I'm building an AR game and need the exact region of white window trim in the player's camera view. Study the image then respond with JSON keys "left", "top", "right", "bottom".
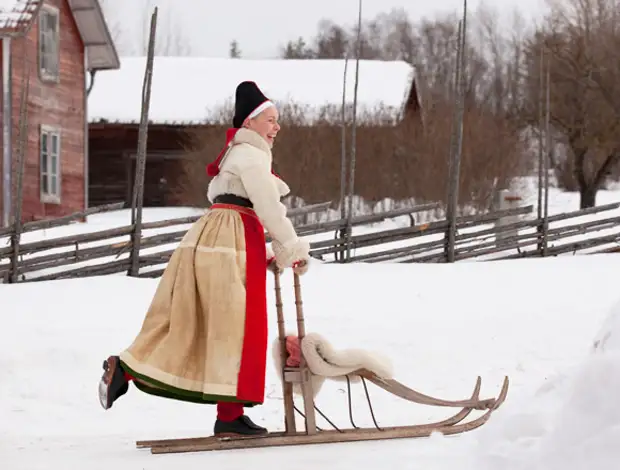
{"left": 38, "top": 4, "right": 60, "bottom": 83}
{"left": 40, "top": 125, "right": 61, "bottom": 204}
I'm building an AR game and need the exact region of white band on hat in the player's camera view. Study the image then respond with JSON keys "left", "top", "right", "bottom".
{"left": 248, "top": 100, "right": 275, "bottom": 119}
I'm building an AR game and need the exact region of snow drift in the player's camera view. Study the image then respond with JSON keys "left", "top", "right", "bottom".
{"left": 470, "top": 297, "right": 620, "bottom": 470}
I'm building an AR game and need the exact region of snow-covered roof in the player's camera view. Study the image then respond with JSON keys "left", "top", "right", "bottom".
{"left": 0, "top": 0, "right": 38, "bottom": 32}
{"left": 88, "top": 56, "right": 418, "bottom": 126}
{"left": 0, "top": 0, "right": 118, "bottom": 70}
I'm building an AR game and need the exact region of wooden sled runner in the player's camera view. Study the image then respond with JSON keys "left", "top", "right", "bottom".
{"left": 136, "top": 270, "right": 509, "bottom": 454}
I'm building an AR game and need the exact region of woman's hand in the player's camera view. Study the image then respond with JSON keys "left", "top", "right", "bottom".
{"left": 292, "top": 259, "right": 308, "bottom": 275}
{"left": 267, "top": 257, "right": 280, "bottom": 273}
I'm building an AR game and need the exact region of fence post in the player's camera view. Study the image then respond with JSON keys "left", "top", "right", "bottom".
{"left": 445, "top": 8, "right": 467, "bottom": 263}
{"left": 493, "top": 189, "right": 522, "bottom": 249}
{"left": 344, "top": 0, "right": 363, "bottom": 262}
{"left": 128, "top": 8, "right": 157, "bottom": 277}
{"left": 9, "top": 64, "right": 30, "bottom": 283}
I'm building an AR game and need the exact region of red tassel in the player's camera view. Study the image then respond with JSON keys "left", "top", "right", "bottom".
{"left": 206, "top": 128, "right": 239, "bottom": 177}
{"left": 205, "top": 127, "right": 282, "bottom": 179}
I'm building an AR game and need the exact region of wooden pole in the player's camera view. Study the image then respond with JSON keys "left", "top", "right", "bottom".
{"left": 9, "top": 64, "right": 29, "bottom": 283}
{"left": 129, "top": 7, "right": 157, "bottom": 276}
{"left": 337, "top": 55, "right": 349, "bottom": 263}
{"left": 293, "top": 272, "right": 317, "bottom": 434}
{"left": 445, "top": 0, "right": 467, "bottom": 263}
{"left": 536, "top": 43, "right": 544, "bottom": 253}
{"left": 273, "top": 269, "right": 296, "bottom": 434}
{"left": 542, "top": 54, "right": 551, "bottom": 255}
{"left": 345, "top": 0, "right": 362, "bottom": 262}
{"left": 445, "top": 20, "right": 461, "bottom": 262}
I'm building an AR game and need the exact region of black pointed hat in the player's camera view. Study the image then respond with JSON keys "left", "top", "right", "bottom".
{"left": 233, "top": 81, "right": 273, "bottom": 128}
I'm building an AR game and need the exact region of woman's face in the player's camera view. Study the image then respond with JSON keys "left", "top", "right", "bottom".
{"left": 245, "top": 106, "right": 280, "bottom": 147}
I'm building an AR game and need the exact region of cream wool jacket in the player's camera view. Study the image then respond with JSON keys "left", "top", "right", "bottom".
{"left": 206, "top": 128, "right": 310, "bottom": 268}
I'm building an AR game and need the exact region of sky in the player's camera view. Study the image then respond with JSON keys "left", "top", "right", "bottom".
{"left": 104, "top": 0, "right": 550, "bottom": 58}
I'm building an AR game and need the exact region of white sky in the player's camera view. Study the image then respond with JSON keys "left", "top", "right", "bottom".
{"left": 111, "top": 0, "right": 550, "bottom": 58}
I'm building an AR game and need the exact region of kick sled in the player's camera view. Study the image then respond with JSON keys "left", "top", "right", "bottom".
{"left": 136, "top": 270, "right": 509, "bottom": 454}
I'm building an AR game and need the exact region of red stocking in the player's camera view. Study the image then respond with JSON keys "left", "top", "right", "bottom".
{"left": 217, "top": 402, "right": 244, "bottom": 422}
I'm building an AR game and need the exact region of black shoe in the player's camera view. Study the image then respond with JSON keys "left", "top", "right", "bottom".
{"left": 98, "top": 355, "right": 129, "bottom": 410}
{"left": 214, "top": 415, "right": 268, "bottom": 437}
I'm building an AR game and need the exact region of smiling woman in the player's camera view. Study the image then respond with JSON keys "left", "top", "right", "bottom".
{"left": 97, "top": 81, "right": 311, "bottom": 438}
{"left": 246, "top": 104, "right": 280, "bottom": 147}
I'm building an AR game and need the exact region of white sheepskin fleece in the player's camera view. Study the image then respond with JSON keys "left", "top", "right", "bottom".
{"left": 271, "top": 331, "right": 394, "bottom": 397}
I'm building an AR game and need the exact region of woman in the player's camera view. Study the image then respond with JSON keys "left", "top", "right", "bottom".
{"left": 97, "top": 81, "right": 310, "bottom": 437}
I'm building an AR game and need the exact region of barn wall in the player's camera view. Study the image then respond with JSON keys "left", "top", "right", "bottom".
{"left": 87, "top": 120, "right": 425, "bottom": 210}
{"left": 88, "top": 125, "right": 192, "bottom": 208}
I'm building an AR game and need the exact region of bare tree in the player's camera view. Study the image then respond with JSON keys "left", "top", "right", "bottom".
{"left": 520, "top": 0, "right": 620, "bottom": 207}
{"left": 467, "top": 4, "right": 528, "bottom": 116}
{"left": 357, "top": 8, "right": 416, "bottom": 60}
{"left": 410, "top": 14, "right": 462, "bottom": 101}
{"left": 268, "top": 6, "right": 531, "bottom": 209}
{"left": 313, "top": 19, "right": 349, "bottom": 58}
{"left": 280, "top": 37, "right": 315, "bottom": 58}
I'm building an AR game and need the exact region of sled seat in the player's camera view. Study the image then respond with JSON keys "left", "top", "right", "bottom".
{"left": 283, "top": 366, "right": 311, "bottom": 384}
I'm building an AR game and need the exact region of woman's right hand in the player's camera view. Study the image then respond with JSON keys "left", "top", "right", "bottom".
{"left": 267, "top": 257, "right": 281, "bottom": 273}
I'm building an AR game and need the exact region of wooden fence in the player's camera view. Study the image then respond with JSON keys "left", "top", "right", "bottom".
{"left": 311, "top": 201, "right": 620, "bottom": 264}
{"left": 0, "top": 200, "right": 332, "bottom": 283}
{"left": 1, "top": 198, "right": 619, "bottom": 284}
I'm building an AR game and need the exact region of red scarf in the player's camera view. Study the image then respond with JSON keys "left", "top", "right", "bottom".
{"left": 206, "top": 128, "right": 280, "bottom": 179}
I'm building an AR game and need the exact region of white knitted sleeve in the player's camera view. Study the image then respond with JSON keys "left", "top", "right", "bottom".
{"left": 238, "top": 161, "right": 309, "bottom": 267}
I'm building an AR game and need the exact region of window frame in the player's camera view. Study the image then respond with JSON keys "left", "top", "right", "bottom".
{"left": 40, "top": 125, "right": 61, "bottom": 204}
{"left": 38, "top": 4, "right": 60, "bottom": 83}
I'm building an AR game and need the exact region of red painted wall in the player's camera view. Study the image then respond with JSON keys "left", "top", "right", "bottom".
{"left": 7, "top": 0, "right": 85, "bottom": 223}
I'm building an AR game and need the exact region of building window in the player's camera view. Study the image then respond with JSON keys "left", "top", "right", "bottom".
{"left": 39, "top": 5, "right": 59, "bottom": 81}
{"left": 40, "top": 126, "right": 61, "bottom": 203}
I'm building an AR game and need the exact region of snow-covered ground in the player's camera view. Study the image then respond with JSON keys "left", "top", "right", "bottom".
{"left": 2, "top": 180, "right": 620, "bottom": 469}
{"left": 2, "top": 253, "right": 620, "bottom": 469}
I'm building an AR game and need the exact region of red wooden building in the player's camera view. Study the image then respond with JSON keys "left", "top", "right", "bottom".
{"left": 0, "top": 0, "right": 119, "bottom": 227}
{"left": 87, "top": 56, "right": 421, "bottom": 208}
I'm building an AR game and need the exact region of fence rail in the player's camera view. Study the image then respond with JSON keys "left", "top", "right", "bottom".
{"left": 2, "top": 197, "right": 619, "bottom": 284}
{"left": 0, "top": 200, "right": 338, "bottom": 283}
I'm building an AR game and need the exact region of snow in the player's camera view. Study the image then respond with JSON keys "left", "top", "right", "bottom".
{"left": 87, "top": 56, "right": 416, "bottom": 125}
{"left": 0, "top": 0, "right": 38, "bottom": 30}
{"left": 469, "top": 297, "right": 620, "bottom": 470}
{"left": 2, "top": 254, "right": 620, "bottom": 469}
{"left": 3, "top": 181, "right": 620, "bottom": 469}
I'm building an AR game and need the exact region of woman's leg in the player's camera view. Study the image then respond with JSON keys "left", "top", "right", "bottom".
{"left": 213, "top": 401, "right": 267, "bottom": 436}
{"left": 216, "top": 402, "right": 244, "bottom": 421}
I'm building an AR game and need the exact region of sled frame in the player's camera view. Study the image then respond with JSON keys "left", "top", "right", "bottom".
{"left": 136, "top": 270, "right": 509, "bottom": 454}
